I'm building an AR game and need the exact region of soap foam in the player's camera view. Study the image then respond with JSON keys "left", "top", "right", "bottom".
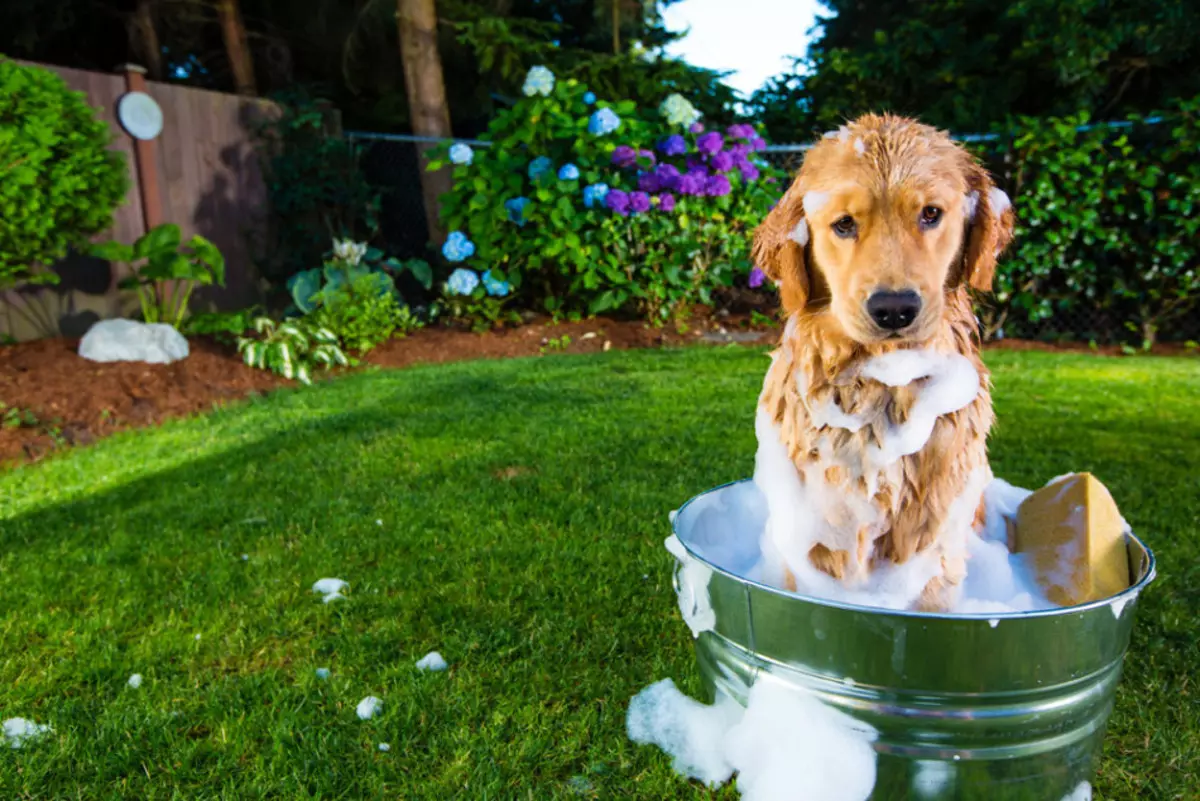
{"left": 627, "top": 678, "right": 877, "bottom": 801}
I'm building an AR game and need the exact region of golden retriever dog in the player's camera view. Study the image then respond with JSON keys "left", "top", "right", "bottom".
{"left": 751, "top": 114, "right": 1015, "bottom": 611}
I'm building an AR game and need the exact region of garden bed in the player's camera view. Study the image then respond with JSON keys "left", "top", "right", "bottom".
{"left": 0, "top": 315, "right": 773, "bottom": 465}
{"left": 2, "top": 315, "right": 1192, "bottom": 467}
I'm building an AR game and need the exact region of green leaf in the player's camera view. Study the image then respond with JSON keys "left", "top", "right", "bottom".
{"left": 286, "top": 269, "right": 324, "bottom": 314}
{"left": 92, "top": 241, "right": 134, "bottom": 263}
{"left": 135, "top": 223, "right": 182, "bottom": 259}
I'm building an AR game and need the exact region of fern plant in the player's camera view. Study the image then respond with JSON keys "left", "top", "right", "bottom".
{"left": 236, "top": 317, "right": 348, "bottom": 385}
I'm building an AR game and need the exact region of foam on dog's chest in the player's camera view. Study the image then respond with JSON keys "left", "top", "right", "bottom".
{"left": 758, "top": 348, "right": 988, "bottom": 610}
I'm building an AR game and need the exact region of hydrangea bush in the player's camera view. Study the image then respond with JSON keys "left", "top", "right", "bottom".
{"left": 429, "top": 67, "right": 784, "bottom": 324}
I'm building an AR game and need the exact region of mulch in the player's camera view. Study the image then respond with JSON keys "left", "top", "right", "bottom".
{"left": 1, "top": 316, "right": 1191, "bottom": 468}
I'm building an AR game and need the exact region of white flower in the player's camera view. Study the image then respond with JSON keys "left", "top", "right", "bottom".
{"left": 332, "top": 239, "right": 368, "bottom": 266}
{"left": 659, "top": 94, "right": 700, "bottom": 128}
{"left": 522, "top": 66, "right": 555, "bottom": 97}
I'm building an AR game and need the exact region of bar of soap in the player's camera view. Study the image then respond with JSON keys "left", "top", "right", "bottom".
{"left": 1014, "top": 473, "right": 1131, "bottom": 606}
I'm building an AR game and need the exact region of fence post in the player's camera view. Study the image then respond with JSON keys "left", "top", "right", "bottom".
{"left": 117, "top": 63, "right": 163, "bottom": 234}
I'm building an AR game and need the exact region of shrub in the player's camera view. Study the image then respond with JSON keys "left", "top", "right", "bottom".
{"left": 0, "top": 57, "right": 128, "bottom": 291}
{"left": 182, "top": 307, "right": 261, "bottom": 343}
{"left": 236, "top": 317, "right": 349, "bottom": 385}
{"left": 93, "top": 224, "right": 225, "bottom": 328}
{"left": 286, "top": 238, "right": 428, "bottom": 352}
{"left": 431, "top": 68, "right": 785, "bottom": 325}
{"left": 977, "top": 98, "right": 1200, "bottom": 345}
{"left": 253, "top": 89, "right": 381, "bottom": 287}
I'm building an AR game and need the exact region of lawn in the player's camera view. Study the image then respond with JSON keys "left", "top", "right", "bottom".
{"left": 0, "top": 348, "right": 1197, "bottom": 799}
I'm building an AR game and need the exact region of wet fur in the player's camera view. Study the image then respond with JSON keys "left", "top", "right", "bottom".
{"left": 753, "top": 114, "right": 1014, "bottom": 611}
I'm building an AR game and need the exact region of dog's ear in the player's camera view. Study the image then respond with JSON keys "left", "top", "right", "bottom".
{"left": 960, "top": 164, "right": 1015, "bottom": 293}
{"left": 752, "top": 178, "right": 811, "bottom": 313}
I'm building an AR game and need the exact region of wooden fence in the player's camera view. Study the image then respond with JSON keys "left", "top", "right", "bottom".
{"left": 1, "top": 61, "right": 277, "bottom": 342}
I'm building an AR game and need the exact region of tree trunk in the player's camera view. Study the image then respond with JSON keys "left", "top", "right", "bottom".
{"left": 611, "top": 0, "right": 620, "bottom": 54}
{"left": 396, "top": 0, "right": 453, "bottom": 246}
{"left": 130, "top": 0, "right": 163, "bottom": 80}
{"left": 217, "top": 0, "right": 257, "bottom": 95}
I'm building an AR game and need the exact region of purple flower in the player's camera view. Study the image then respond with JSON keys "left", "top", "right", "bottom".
{"left": 729, "top": 142, "right": 751, "bottom": 162}
{"left": 611, "top": 146, "right": 637, "bottom": 169}
{"left": 629, "top": 191, "right": 652, "bottom": 213}
{"left": 689, "top": 122, "right": 705, "bottom": 134}
{"left": 696, "top": 132, "right": 724, "bottom": 155}
{"left": 657, "top": 193, "right": 676, "bottom": 212}
{"left": 726, "top": 123, "right": 756, "bottom": 141}
{"left": 659, "top": 134, "right": 688, "bottom": 156}
{"left": 748, "top": 267, "right": 766, "bottom": 288}
{"left": 749, "top": 135, "right": 767, "bottom": 152}
{"left": 637, "top": 171, "right": 661, "bottom": 193}
{"left": 704, "top": 174, "right": 732, "bottom": 197}
{"left": 606, "top": 189, "right": 631, "bottom": 216}
{"left": 654, "top": 164, "right": 681, "bottom": 191}
{"left": 637, "top": 149, "right": 657, "bottom": 168}
{"left": 739, "top": 161, "right": 761, "bottom": 182}
{"left": 711, "top": 150, "right": 735, "bottom": 172}
{"left": 677, "top": 169, "right": 707, "bottom": 196}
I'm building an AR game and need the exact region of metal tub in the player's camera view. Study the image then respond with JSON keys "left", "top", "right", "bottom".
{"left": 671, "top": 480, "right": 1156, "bottom": 800}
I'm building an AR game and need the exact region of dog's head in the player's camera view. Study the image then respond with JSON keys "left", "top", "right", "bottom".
{"left": 753, "top": 114, "right": 1014, "bottom": 345}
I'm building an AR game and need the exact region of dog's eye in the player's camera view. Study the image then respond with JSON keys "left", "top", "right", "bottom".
{"left": 920, "top": 206, "right": 943, "bottom": 229}
{"left": 831, "top": 215, "right": 857, "bottom": 239}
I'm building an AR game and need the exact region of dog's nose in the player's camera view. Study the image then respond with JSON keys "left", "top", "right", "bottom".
{"left": 866, "top": 290, "right": 921, "bottom": 331}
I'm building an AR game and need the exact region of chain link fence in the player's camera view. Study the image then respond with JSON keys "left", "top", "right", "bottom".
{"left": 349, "top": 128, "right": 1197, "bottom": 345}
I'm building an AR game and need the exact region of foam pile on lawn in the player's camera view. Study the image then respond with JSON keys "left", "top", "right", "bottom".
{"left": 3, "top": 717, "right": 52, "bottom": 749}
{"left": 312, "top": 577, "right": 348, "bottom": 604}
{"left": 627, "top": 679, "right": 877, "bottom": 801}
{"left": 416, "top": 652, "right": 448, "bottom": 672}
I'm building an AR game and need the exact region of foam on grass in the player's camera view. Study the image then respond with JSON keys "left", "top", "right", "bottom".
{"left": 1062, "top": 781, "right": 1092, "bottom": 801}
{"left": 127, "top": 673, "right": 143, "bottom": 689}
{"left": 416, "top": 652, "right": 448, "bottom": 672}
{"left": 3, "top": 718, "right": 52, "bottom": 749}
{"left": 626, "top": 678, "right": 877, "bottom": 801}
{"left": 313, "top": 578, "right": 347, "bottom": 604}
{"left": 356, "top": 696, "right": 383, "bottom": 720}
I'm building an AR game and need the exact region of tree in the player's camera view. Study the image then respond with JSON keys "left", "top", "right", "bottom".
{"left": 396, "top": 0, "right": 454, "bottom": 243}
{"left": 749, "top": 0, "right": 1200, "bottom": 141}
{"left": 217, "top": 0, "right": 257, "bottom": 94}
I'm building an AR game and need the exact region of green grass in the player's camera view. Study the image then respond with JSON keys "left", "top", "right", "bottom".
{"left": 0, "top": 348, "right": 1197, "bottom": 799}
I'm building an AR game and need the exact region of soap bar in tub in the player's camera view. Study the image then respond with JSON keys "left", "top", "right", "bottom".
{"left": 1014, "top": 473, "right": 1131, "bottom": 606}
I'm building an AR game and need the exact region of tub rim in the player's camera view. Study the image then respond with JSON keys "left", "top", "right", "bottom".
{"left": 672, "top": 478, "right": 1157, "bottom": 623}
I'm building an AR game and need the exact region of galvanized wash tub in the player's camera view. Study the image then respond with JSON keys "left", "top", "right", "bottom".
{"left": 671, "top": 480, "right": 1157, "bottom": 800}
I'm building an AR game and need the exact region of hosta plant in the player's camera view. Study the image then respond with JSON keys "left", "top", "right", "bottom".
{"left": 236, "top": 317, "right": 348, "bottom": 385}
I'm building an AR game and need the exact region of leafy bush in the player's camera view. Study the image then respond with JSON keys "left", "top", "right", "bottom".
{"left": 94, "top": 224, "right": 225, "bottom": 327}
{"left": 431, "top": 67, "right": 785, "bottom": 325}
{"left": 977, "top": 97, "right": 1200, "bottom": 345}
{"left": 0, "top": 57, "right": 128, "bottom": 290}
{"left": 236, "top": 317, "right": 348, "bottom": 385}
{"left": 286, "top": 238, "right": 428, "bottom": 352}
{"left": 253, "top": 90, "right": 381, "bottom": 286}
{"left": 182, "top": 307, "right": 261, "bottom": 343}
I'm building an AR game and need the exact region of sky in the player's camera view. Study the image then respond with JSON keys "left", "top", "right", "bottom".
{"left": 660, "top": 0, "right": 824, "bottom": 98}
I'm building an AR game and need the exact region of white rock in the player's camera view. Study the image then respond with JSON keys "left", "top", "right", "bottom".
{"left": 78, "top": 319, "right": 189, "bottom": 364}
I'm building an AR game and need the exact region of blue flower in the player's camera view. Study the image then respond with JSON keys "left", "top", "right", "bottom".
{"left": 447, "top": 267, "right": 480, "bottom": 296}
{"left": 522, "top": 65, "right": 555, "bottom": 97}
{"left": 583, "top": 92, "right": 597, "bottom": 105}
{"left": 448, "top": 143, "right": 473, "bottom": 165}
{"left": 558, "top": 163, "right": 580, "bottom": 181}
{"left": 442, "top": 231, "right": 475, "bottom": 263}
{"left": 482, "top": 270, "right": 511, "bottom": 298}
{"left": 505, "top": 197, "right": 530, "bottom": 226}
{"left": 582, "top": 183, "right": 610, "bottom": 209}
{"left": 587, "top": 107, "right": 621, "bottom": 136}
{"left": 528, "top": 156, "right": 553, "bottom": 180}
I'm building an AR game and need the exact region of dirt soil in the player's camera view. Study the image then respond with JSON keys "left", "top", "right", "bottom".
{"left": 0, "top": 315, "right": 773, "bottom": 466}
{"left": 1, "top": 316, "right": 1191, "bottom": 468}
